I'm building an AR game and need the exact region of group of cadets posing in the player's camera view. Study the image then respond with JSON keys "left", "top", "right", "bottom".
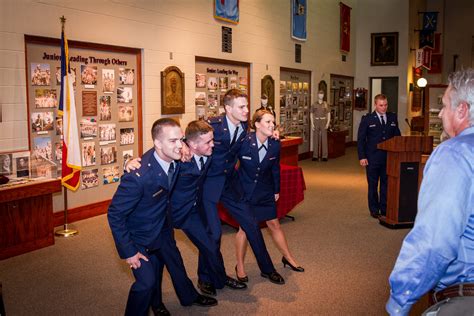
{"left": 107, "top": 88, "right": 304, "bottom": 316}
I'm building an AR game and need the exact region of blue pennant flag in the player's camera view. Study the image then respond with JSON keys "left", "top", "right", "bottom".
{"left": 419, "top": 30, "right": 434, "bottom": 48}
{"left": 292, "top": 0, "right": 307, "bottom": 41}
{"left": 423, "top": 12, "right": 438, "bottom": 31}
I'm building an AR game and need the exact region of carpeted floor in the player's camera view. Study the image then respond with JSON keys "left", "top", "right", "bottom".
{"left": 0, "top": 147, "right": 428, "bottom": 315}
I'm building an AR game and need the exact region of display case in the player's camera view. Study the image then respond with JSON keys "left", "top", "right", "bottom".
{"left": 424, "top": 84, "right": 447, "bottom": 148}
{"left": 329, "top": 74, "right": 354, "bottom": 142}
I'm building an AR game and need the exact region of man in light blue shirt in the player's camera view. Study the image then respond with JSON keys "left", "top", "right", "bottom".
{"left": 386, "top": 68, "right": 474, "bottom": 315}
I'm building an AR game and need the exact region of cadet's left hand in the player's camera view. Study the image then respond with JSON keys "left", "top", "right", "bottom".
{"left": 274, "top": 193, "right": 280, "bottom": 201}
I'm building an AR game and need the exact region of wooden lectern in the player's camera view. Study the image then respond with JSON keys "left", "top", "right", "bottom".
{"left": 377, "top": 136, "right": 433, "bottom": 228}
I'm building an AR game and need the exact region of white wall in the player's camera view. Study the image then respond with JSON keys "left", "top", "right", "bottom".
{"left": 0, "top": 0, "right": 356, "bottom": 154}
{"left": 354, "top": 0, "right": 410, "bottom": 138}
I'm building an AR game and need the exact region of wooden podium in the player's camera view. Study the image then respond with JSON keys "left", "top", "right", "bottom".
{"left": 377, "top": 136, "right": 433, "bottom": 228}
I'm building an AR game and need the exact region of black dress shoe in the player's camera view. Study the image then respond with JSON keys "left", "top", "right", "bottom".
{"left": 225, "top": 276, "right": 247, "bottom": 290}
{"left": 151, "top": 303, "right": 170, "bottom": 316}
{"left": 260, "top": 271, "right": 285, "bottom": 284}
{"left": 282, "top": 257, "right": 304, "bottom": 272}
{"left": 197, "top": 281, "right": 216, "bottom": 296}
{"left": 370, "top": 212, "right": 380, "bottom": 219}
{"left": 235, "top": 265, "right": 248, "bottom": 283}
{"left": 192, "top": 294, "right": 218, "bottom": 307}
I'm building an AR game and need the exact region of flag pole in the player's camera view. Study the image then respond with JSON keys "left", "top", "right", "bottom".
{"left": 55, "top": 15, "right": 78, "bottom": 238}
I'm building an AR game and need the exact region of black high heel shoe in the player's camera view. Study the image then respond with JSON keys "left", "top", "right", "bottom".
{"left": 235, "top": 265, "right": 249, "bottom": 282}
{"left": 282, "top": 257, "right": 304, "bottom": 272}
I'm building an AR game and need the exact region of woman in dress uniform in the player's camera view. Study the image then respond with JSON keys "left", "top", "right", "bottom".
{"left": 233, "top": 109, "right": 304, "bottom": 282}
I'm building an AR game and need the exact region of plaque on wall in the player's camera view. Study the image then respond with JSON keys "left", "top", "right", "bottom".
{"left": 82, "top": 90, "right": 97, "bottom": 116}
{"left": 161, "top": 66, "right": 185, "bottom": 115}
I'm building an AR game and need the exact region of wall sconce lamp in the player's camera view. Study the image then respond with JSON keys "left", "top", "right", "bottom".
{"left": 416, "top": 77, "right": 428, "bottom": 88}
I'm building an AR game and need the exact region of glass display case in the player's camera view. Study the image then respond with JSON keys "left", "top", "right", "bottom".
{"left": 424, "top": 84, "right": 448, "bottom": 148}
{"left": 0, "top": 150, "right": 57, "bottom": 188}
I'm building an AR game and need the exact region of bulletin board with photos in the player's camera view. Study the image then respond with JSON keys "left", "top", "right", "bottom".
{"left": 24, "top": 35, "right": 142, "bottom": 209}
{"left": 279, "top": 68, "right": 311, "bottom": 154}
{"left": 195, "top": 56, "right": 250, "bottom": 120}
{"left": 329, "top": 74, "right": 354, "bottom": 142}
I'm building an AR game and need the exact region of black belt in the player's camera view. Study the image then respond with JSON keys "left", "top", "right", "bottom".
{"left": 433, "top": 283, "right": 474, "bottom": 303}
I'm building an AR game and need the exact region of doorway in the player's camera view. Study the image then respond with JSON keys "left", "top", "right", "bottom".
{"left": 370, "top": 77, "right": 399, "bottom": 114}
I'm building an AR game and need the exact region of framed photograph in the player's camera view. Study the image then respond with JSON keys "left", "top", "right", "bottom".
{"left": 35, "top": 89, "right": 57, "bottom": 108}
{"left": 80, "top": 118, "right": 98, "bottom": 138}
{"left": 31, "top": 112, "right": 54, "bottom": 133}
{"left": 81, "top": 65, "right": 98, "bottom": 85}
{"left": 102, "top": 69, "right": 115, "bottom": 93}
{"left": 196, "top": 73, "right": 206, "bottom": 88}
{"left": 371, "top": 32, "right": 398, "bottom": 66}
{"left": 0, "top": 154, "right": 13, "bottom": 175}
{"left": 161, "top": 66, "right": 185, "bottom": 115}
{"left": 99, "top": 96, "right": 112, "bottom": 121}
{"left": 31, "top": 63, "right": 51, "bottom": 86}
{"left": 103, "top": 166, "right": 120, "bottom": 185}
{"left": 82, "top": 142, "right": 96, "bottom": 166}
{"left": 81, "top": 169, "right": 99, "bottom": 190}
{"left": 100, "top": 146, "right": 117, "bottom": 165}
{"left": 339, "top": 87, "right": 345, "bottom": 98}
{"left": 119, "top": 68, "right": 134, "bottom": 85}
{"left": 120, "top": 128, "right": 135, "bottom": 145}
{"left": 353, "top": 88, "right": 368, "bottom": 111}
{"left": 117, "top": 87, "right": 133, "bottom": 103}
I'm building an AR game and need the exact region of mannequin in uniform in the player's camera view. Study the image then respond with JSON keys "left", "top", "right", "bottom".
{"left": 310, "top": 90, "right": 331, "bottom": 161}
{"left": 257, "top": 94, "right": 276, "bottom": 117}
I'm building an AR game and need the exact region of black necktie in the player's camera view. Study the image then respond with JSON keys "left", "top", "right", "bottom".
{"left": 258, "top": 144, "right": 267, "bottom": 162}
{"left": 230, "top": 126, "right": 239, "bottom": 146}
{"left": 168, "top": 162, "right": 175, "bottom": 188}
{"left": 381, "top": 115, "right": 386, "bottom": 128}
{"left": 199, "top": 157, "right": 205, "bottom": 171}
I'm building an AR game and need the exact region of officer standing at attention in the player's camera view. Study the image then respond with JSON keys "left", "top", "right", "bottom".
{"left": 357, "top": 94, "right": 401, "bottom": 218}
{"left": 108, "top": 118, "right": 217, "bottom": 316}
{"left": 310, "top": 90, "right": 331, "bottom": 161}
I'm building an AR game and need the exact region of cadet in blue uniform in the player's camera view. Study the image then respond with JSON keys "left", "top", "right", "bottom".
{"left": 205, "top": 89, "right": 284, "bottom": 284}
{"left": 108, "top": 118, "right": 217, "bottom": 316}
{"left": 357, "top": 94, "right": 401, "bottom": 218}
{"left": 169, "top": 120, "right": 246, "bottom": 296}
{"left": 231, "top": 110, "right": 304, "bottom": 283}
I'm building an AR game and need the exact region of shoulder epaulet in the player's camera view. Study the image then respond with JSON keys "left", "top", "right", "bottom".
{"left": 130, "top": 155, "right": 152, "bottom": 178}
{"left": 207, "top": 116, "right": 222, "bottom": 125}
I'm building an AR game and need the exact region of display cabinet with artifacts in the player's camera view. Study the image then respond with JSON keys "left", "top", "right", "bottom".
{"left": 329, "top": 74, "right": 354, "bottom": 142}
{"left": 0, "top": 150, "right": 60, "bottom": 259}
{"left": 424, "top": 84, "right": 448, "bottom": 148}
{"left": 279, "top": 68, "right": 311, "bottom": 155}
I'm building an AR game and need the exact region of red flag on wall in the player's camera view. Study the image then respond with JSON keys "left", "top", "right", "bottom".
{"left": 58, "top": 22, "right": 81, "bottom": 191}
{"left": 340, "top": 2, "right": 351, "bottom": 53}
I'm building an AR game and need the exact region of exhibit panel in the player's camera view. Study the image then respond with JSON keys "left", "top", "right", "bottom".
{"left": 24, "top": 36, "right": 142, "bottom": 211}
{"left": 279, "top": 68, "right": 311, "bottom": 154}
{"left": 329, "top": 74, "right": 354, "bottom": 142}
{"left": 194, "top": 56, "right": 250, "bottom": 119}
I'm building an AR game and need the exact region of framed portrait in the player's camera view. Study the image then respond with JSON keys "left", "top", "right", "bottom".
{"left": 161, "top": 66, "right": 185, "bottom": 115}
{"left": 261, "top": 75, "right": 275, "bottom": 108}
{"left": 371, "top": 32, "right": 398, "bottom": 66}
{"left": 353, "top": 88, "right": 368, "bottom": 111}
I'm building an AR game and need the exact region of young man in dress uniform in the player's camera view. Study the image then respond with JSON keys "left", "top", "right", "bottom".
{"left": 108, "top": 118, "right": 217, "bottom": 316}
{"left": 357, "top": 94, "right": 401, "bottom": 218}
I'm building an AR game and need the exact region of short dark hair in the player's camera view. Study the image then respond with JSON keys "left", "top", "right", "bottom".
{"left": 151, "top": 118, "right": 180, "bottom": 141}
{"left": 185, "top": 120, "right": 213, "bottom": 142}
{"left": 374, "top": 94, "right": 387, "bottom": 103}
{"left": 223, "top": 88, "right": 247, "bottom": 108}
{"left": 251, "top": 109, "right": 274, "bottom": 129}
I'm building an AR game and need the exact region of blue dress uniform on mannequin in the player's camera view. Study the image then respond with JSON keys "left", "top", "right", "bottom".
{"left": 357, "top": 111, "right": 401, "bottom": 216}
{"left": 230, "top": 133, "right": 280, "bottom": 222}
{"left": 203, "top": 116, "right": 277, "bottom": 275}
{"left": 170, "top": 156, "right": 227, "bottom": 290}
{"left": 108, "top": 148, "right": 199, "bottom": 316}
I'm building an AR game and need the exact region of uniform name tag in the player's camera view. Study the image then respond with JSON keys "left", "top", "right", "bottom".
{"left": 242, "top": 156, "right": 252, "bottom": 160}
{"left": 269, "top": 157, "right": 276, "bottom": 160}
{"left": 391, "top": 122, "right": 396, "bottom": 126}
{"left": 214, "top": 141, "right": 221, "bottom": 144}
{"left": 369, "top": 124, "right": 376, "bottom": 127}
{"left": 153, "top": 189, "right": 163, "bottom": 197}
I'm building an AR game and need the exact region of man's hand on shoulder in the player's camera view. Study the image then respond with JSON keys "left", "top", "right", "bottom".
{"left": 180, "top": 142, "right": 192, "bottom": 162}
{"left": 271, "top": 129, "right": 280, "bottom": 140}
{"left": 125, "top": 157, "right": 142, "bottom": 173}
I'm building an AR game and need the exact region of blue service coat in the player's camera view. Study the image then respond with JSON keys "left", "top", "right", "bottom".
{"left": 357, "top": 111, "right": 401, "bottom": 165}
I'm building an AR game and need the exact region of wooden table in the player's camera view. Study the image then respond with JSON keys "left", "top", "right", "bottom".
{"left": 0, "top": 179, "right": 61, "bottom": 259}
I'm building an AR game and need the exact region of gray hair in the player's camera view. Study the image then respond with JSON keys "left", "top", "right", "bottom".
{"left": 447, "top": 68, "right": 474, "bottom": 125}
